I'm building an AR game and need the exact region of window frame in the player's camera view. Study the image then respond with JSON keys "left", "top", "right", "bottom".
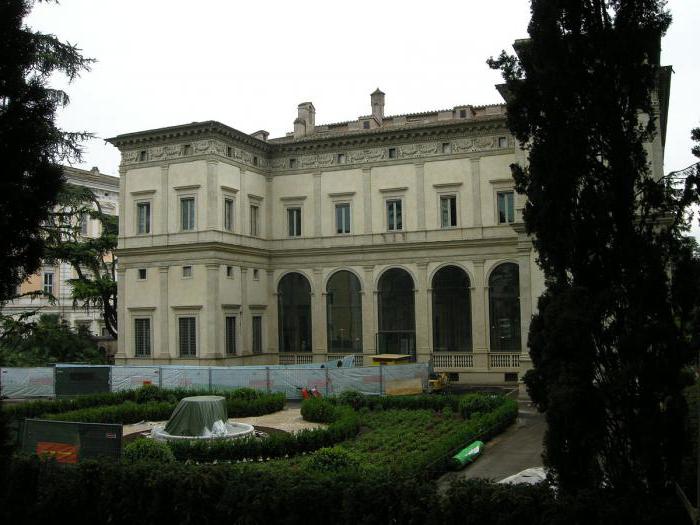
{"left": 137, "top": 268, "right": 147, "bottom": 281}
{"left": 179, "top": 195, "right": 196, "bottom": 231}
{"left": 134, "top": 317, "right": 152, "bottom": 357}
{"left": 135, "top": 200, "right": 152, "bottom": 235}
{"left": 225, "top": 315, "right": 237, "bottom": 356}
{"left": 43, "top": 271, "right": 54, "bottom": 295}
{"left": 223, "top": 196, "right": 235, "bottom": 232}
{"left": 386, "top": 198, "right": 403, "bottom": 231}
{"left": 252, "top": 315, "right": 263, "bottom": 354}
{"left": 182, "top": 265, "right": 193, "bottom": 279}
{"left": 335, "top": 202, "right": 351, "bottom": 235}
{"left": 439, "top": 194, "right": 458, "bottom": 229}
{"left": 287, "top": 206, "right": 302, "bottom": 237}
{"left": 249, "top": 204, "right": 260, "bottom": 237}
{"left": 496, "top": 190, "right": 515, "bottom": 225}
{"left": 177, "top": 315, "right": 198, "bottom": 358}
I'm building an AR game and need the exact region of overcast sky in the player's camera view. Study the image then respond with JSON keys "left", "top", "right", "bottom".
{"left": 27, "top": 0, "right": 700, "bottom": 236}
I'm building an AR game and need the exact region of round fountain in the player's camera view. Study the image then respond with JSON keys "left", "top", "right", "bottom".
{"left": 151, "top": 395, "right": 255, "bottom": 442}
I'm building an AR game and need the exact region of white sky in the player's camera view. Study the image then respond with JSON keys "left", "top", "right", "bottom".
{"left": 27, "top": 0, "right": 700, "bottom": 237}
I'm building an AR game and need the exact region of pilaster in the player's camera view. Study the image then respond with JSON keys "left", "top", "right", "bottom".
{"left": 118, "top": 167, "right": 127, "bottom": 248}
{"left": 362, "top": 168, "right": 372, "bottom": 234}
{"left": 116, "top": 267, "right": 127, "bottom": 359}
{"left": 265, "top": 175, "right": 273, "bottom": 238}
{"left": 160, "top": 165, "right": 169, "bottom": 235}
{"left": 415, "top": 163, "right": 426, "bottom": 230}
{"left": 206, "top": 161, "right": 218, "bottom": 230}
{"left": 361, "top": 265, "right": 375, "bottom": 355}
{"left": 204, "top": 263, "right": 220, "bottom": 358}
{"left": 312, "top": 268, "right": 326, "bottom": 358}
{"left": 471, "top": 259, "right": 488, "bottom": 369}
{"left": 470, "top": 158, "right": 482, "bottom": 227}
{"left": 415, "top": 262, "right": 430, "bottom": 361}
{"left": 267, "top": 269, "right": 278, "bottom": 353}
{"left": 158, "top": 266, "right": 169, "bottom": 359}
{"left": 240, "top": 266, "right": 249, "bottom": 354}
{"left": 239, "top": 168, "right": 247, "bottom": 235}
{"left": 313, "top": 171, "right": 322, "bottom": 237}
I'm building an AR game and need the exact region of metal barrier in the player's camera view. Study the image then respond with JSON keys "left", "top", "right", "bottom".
{"left": 20, "top": 419, "right": 122, "bottom": 463}
{"left": 1, "top": 362, "right": 431, "bottom": 400}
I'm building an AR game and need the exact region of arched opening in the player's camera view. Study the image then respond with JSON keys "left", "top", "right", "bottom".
{"left": 488, "top": 263, "right": 521, "bottom": 352}
{"left": 326, "top": 271, "right": 363, "bottom": 353}
{"left": 278, "top": 272, "right": 312, "bottom": 353}
{"left": 432, "top": 266, "right": 471, "bottom": 352}
{"left": 377, "top": 268, "right": 415, "bottom": 358}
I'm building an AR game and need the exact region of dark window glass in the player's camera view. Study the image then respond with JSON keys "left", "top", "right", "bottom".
{"left": 225, "top": 316, "right": 236, "bottom": 355}
{"left": 252, "top": 316, "right": 262, "bottom": 354}
{"left": 287, "top": 207, "right": 302, "bottom": 237}
{"left": 278, "top": 273, "right": 312, "bottom": 353}
{"left": 326, "top": 271, "right": 362, "bottom": 353}
{"left": 377, "top": 268, "right": 415, "bottom": 358}
{"left": 432, "top": 266, "right": 471, "bottom": 352}
{"left": 497, "top": 191, "right": 514, "bottom": 224}
{"left": 134, "top": 318, "right": 151, "bottom": 357}
{"left": 336, "top": 203, "right": 350, "bottom": 234}
{"left": 488, "top": 263, "right": 521, "bottom": 352}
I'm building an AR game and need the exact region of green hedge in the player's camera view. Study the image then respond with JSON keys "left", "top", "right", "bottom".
{"left": 4, "top": 386, "right": 285, "bottom": 424}
{"left": 168, "top": 404, "right": 359, "bottom": 463}
{"left": 0, "top": 457, "right": 684, "bottom": 525}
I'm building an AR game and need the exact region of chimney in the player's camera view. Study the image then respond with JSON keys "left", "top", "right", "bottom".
{"left": 251, "top": 130, "right": 269, "bottom": 142}
{"left": 294, "top": 118, "right": 306, "bottom": 139}
{"left": 371, "top": 88, "right": 385, "bottom": 125}
{"left": 296, "top": 102, "right": 315, "bottom": 136}
{"left": 91, "top": 166, "right": 100, "bottom": 175}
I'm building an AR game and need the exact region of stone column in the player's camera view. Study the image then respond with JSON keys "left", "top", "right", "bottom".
{"left": 160, "top": 164, "right": 169, "bottom": 235}
{"left": 203, "top": 263, "right": 220, "bottom": 358}
{"left": 362, "top": 168, "right": 372, "bottom": 234}
{"left": 206, "top": 161, "right": 218, "bottom": 230}
{"left": 265, "top": 175, "right": 273, "bottom": 239}
{"left": 414, "top": 262, "right": 430, "bottom": 362}
{"left": 116, "top": 267, "right": 127, "bottom": 360}
{"left": 240, "top": 267, "right": 249, "bottom": 354}
{"left": 313, "top": 171, "right": 322, "bottom": 237}
{"left": 266, "top": 269, "right": 278, "bottom": 354}
{"left": 471, "top": 259, "right": 488, "bottom": 369}
{"left": 361, "top": 266, "right": 376, "bottom": 356}
{"left": 311, "top": 268, "right": 326, "bottom": 360}
{"left": 470, "top": 158, "right": 482, "bottom": 227}
{"left": 158, "top": 266, "right": 170, "bottom": 359}
{"left": 415, "top": 163, "right": 426, "bottom": 230}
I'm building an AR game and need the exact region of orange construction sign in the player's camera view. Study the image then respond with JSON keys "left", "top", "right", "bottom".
{"left": 36, "top": 442, "right": 79, "bottom": 464}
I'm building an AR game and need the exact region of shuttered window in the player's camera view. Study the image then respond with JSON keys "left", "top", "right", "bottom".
{"left": 225, "top": 316, "right": 237, "bottom": 355}
{"left": 179, "top": 317, "right": 196, "bottom": 357}
{"left": 134, "top": 318, "right": 151, "bottom": 357}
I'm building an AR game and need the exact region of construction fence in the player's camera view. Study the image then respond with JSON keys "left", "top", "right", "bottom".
{"left": 0, "top": 361, "right": 430, "bottom": 400}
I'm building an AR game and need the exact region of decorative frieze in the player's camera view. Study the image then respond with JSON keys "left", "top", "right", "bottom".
{"left": 121, "top": 135, "right": 511, "bottom": 171}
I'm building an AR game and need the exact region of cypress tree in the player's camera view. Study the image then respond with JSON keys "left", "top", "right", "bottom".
{"left": 489, "top": 0, "right": 700, "bottom": 494}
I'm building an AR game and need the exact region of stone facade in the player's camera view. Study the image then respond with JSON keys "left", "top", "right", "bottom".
{"left": 108, "top": 83, "right": 667, "bottom": 384}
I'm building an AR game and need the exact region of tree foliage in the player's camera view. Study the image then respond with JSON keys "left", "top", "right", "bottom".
{"left": 489, "top": 0, "right": 700, "bottom": 495}
{"left": 0, "top": 0, "right": 93, "bottom": 303}
{"left": 0, "top": 313, "right": 105, "bottom": 366}
{"left": 42, "top": 184, "right": 118, "bottom": 337}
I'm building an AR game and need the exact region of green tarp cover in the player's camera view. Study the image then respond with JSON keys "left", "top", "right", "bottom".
{"left": 452, "top": 440, "right": 484, "bottom": 469}
{"left": 164, "top": 396, "right": 227, "bottom": 436}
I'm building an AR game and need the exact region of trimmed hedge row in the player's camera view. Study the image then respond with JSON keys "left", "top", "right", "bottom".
{"left": 0, "top": 457, "right": 684, "bottom": 525}
{"left": 4, "top": 386, "right": 285, "bottom": 423}
{"left": 167, "top": 404, "right": 359, "bottom": 463}
{"left": 328, "top": 390, "right": 508, "bottom": 419}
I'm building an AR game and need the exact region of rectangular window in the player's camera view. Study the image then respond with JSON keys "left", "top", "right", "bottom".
{"left": 337, "top": 153, "right": 346, "bottom": 164}
{"left": 137, "top": 202, "right": 151, "bottom": 234}
{"left": 80, "top": 214, "right": 88, "bottom": 235}
{"left": 388, "top": 148, "right": 397, "bottom": 159}
{"left": 498, "top": 136, "right": 508, "bottom": 148}
{"left": 178, "top": 317, "right": 196, "bottom": 357}
{"left": 180, "top": 197, "right": 195, "bottom": 231}
{"left": 386, "top": 199, "right": 402, "bottom": 231}
{"left": 134, "top": 318, "right": 151, "bottom": 357}
{"left": 226, "top": 146, "right": 232, "bottom": 157}
{"left": 182, "top": 266, "right": 192, "bottom": 278}
{"left": 43, "top": 272, "right": 54, "bottom": 295}
{"left": 335, "top": 203, "right": 351, "bottom": 234}
{"left": 225, "top": 316, "right": 237, "bottom": 355}
{"left": 224, "top": 198, "right": 234, "bottom": 231}
{"left": 137, "top": 268, "right": 147, "bottom": 280}
{"left": 287, "top": 207, "right": 302, "bottom": 237}
{"left": 139, "top": 150, "right": 147, "bottom": 162}
{"left": 440, "top": 195, "right": 457, "bottom": 228}
{"left": 250, "top": 205, "right": 259, "bottom": 236}
{"left": 252, "top": 316, "right": 262, "bottom": 354}
{"left": 442, "top": 142, "right": 451, "bottom": 154}
{"left": 497, "top": 191, "right": 515, "bottom": 224}
{"left": 289, "top": 158, "right": 297, "bottom": 169}
{"left": 226, "top": 266, "right": 233, "bottom": 278}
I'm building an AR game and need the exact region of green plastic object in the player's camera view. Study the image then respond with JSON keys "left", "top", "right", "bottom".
{"left": 452, "top": 440, "right": 484, "bottom": 469}
{"left": 164, "top": 396, "right": 227, "bottom": 436}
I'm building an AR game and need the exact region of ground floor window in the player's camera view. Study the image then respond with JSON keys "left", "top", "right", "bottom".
{"left": 377, "top": 268, "right": 415, "bottom": 357}
{"left": 278, "top": 272, "right": 312, "bottom": 352}
{"left": 225, "top": 316, "right": 236, "bottom": 355}
{"left": 432, "top": 266, "right": 471, "bottom": 352}
{"left": 326, "top": 270, "right": 362, "bottom": 353}
{"left": 252, "top": 316, "right": 262, "bottom": 354}
{"left": 489, "top": 262, "right": 521, "bottom": 352}
{"left": 134, "top": 318, "right": 151, "bottom": 357}
{"left": 178, "top": 317, "right": 196, "bottom": 357}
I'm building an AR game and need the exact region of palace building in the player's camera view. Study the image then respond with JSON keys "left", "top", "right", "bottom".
{"left": 107, "top": 80, "right": 669, "bottom": 383}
